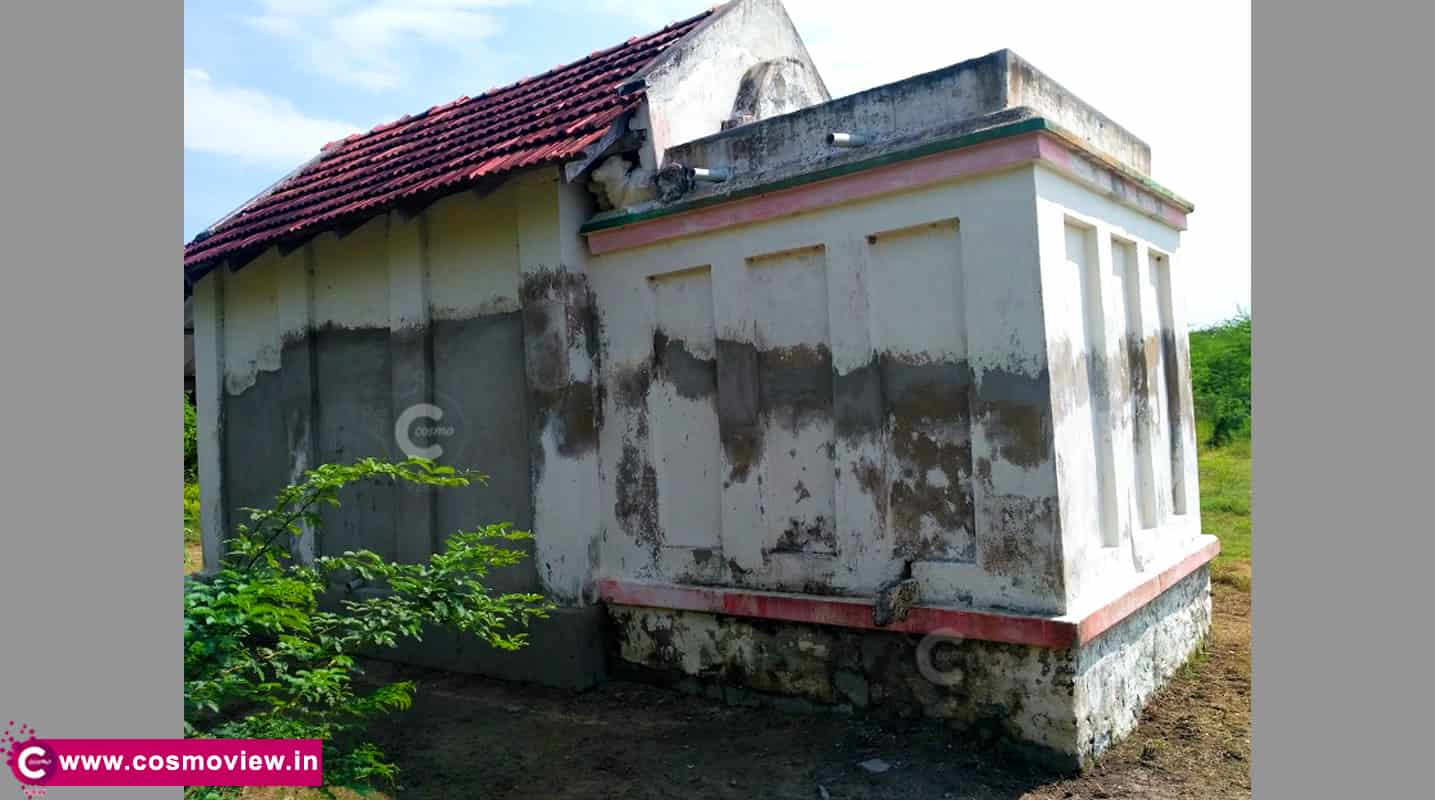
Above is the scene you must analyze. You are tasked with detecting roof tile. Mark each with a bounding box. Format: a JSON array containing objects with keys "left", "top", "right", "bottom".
[{"left": 183, "top": 8, "right": 712, "bottom": 277}]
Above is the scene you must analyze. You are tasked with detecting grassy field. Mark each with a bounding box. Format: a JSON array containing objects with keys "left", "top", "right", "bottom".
[
  {"left": 1199, "top": 428, "right": 1252, "bottom": 596},
  {"left": 183, "top": 481, "right": 202, "bottom": 574},
  {"left": 1202, "top": 444, "right": 1251, "bottom": 556}
]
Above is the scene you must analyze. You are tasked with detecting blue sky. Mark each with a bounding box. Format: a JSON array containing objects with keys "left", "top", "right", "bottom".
[
  {"left": 183, "top": 1, "right": 669, "bottom": 241},
  {"left": 184, "top": 0, "right": 1250, "bottom": 327}
]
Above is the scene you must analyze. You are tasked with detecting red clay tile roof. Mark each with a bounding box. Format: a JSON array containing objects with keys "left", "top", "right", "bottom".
[{"left": 183, "top": 7, "right": 714, "bottom": 280}]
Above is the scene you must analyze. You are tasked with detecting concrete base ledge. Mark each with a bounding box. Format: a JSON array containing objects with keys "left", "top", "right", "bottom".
[
  {"left": 598, "top": 535, "right": 1219, "bottom": 648},
  {"left": 606, "top": 561, "right": 1214, "bottom": 769},
  {"left": 362, "top": 604, "right": 609, "bottom": 690}
]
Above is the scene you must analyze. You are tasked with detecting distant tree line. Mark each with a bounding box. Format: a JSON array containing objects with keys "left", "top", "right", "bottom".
[
  {"left": 1189, "top": 309, "right": 1251, "bottom": 447},
  {"left": 184, "top": 392, "right": 198, "bottom": 480}
]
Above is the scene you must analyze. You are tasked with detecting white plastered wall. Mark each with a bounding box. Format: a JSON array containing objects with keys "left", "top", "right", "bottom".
[
  {"left": 631, "top": 0, "right": 830, "bottom": 170},
  {"left": 194, "top": 169, "right": 609, "bottom": 603},
  {"left": 588, "top": 166, "right": 1068, "bottom": 614},
  {"left": 1033, "top": 163, "right": 1201, "bottom": 613}
]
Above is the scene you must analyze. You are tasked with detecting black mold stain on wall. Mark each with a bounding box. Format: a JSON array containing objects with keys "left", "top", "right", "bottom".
[
  {"left": 833, "top": 360, "right": 884, "bottom": 439},
  {"left": 880, "top": 356, "right": 976, "bottom": 561},
  {"left": 1123, "top": 334, "right": 1154, "bottom": 455},
  {"left": 716, "top": 339, "right": 763, "bottom": 484},
  {"left": 531, "top": 384, "right": 599, "bottom": 458},
  {"left": 964, "top": 364, "right": 1062, "bottom": 603},
  {"left": 313, "top": 325, "right": 399, "bottom": 561},
  {"left": 226, "top": 313, "right": 546, "bottom": 592},
  {"left": 972, "top": 479, "right": 1062, "bottom": 606},
  {"left": 431, "top": 312, "right": 537, "bottom": 594},
  {"left": 652, "top": 329, "right": 717, "bottom": 401},
  {"left": 608, "top": 328, "right": 1067, "bottom": 575},
  {"left": 1159, "top": 328, "right": 1186, "bottom": 485},
  {"left": 834, "top": 353, "right": 983, "bottom": 562},
  {"left": 977, "top": 366, "right": 1055, "bottom": 471},
  {"left": 772, "top": 515, "right": 836, "bottom": 553},
  {"left": 713, "top": 339, "right": 835, "bottom": 485},
  {"left": 522, "top": 270, "right": 603, "bottom": 482},
  {"left": 614, "top": 441, "right": 661, "bottom": 559},
  {"left": 222, "top": 365, "right": 290, "bottom": 555},
  {"left": 757, "top": 343, "right": 833, "bottom": 433}
]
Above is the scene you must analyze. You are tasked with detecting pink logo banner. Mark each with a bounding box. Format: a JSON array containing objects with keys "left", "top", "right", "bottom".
[{"left": 7, "top": 738, "right": 323, "bottom": 788}]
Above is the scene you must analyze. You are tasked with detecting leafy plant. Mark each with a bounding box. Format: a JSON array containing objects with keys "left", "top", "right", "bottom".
[
  {"left": 184, "top": 392, "right": 199, "bottom": 480},
  {"left": 183, "top": 457, "right": 551, "bottom": 796},
  {"left": 183, "top": 482, "right": 201, "bottom": 542},
  {"left": 1189, "top": 309, "right": 1251, "bottom": 447}
]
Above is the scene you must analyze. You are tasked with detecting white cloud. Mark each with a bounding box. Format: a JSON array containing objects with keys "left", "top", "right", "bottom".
[
  {"left": 599, "top": 0, "right": 1251, "bottom": 327},
  {"left": 245, "top": 0, "right": 522, "bottom": 92},
  {"left": 184, "top": 68, "right": 359, "bottom": 165},
  {"left": 586, "top": 0, "right": 678, "bottom": 29},
  {"left": 790, "top": 0, "right": 1250, "bottom": 328}
]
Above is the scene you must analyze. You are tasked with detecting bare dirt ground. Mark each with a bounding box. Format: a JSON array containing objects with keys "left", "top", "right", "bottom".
[
  {"left": 341, "top": 571, "right": 1250, "bottom": 800},
  {"left": 185, "top": 540, "right": 203, "bottom": 574}
]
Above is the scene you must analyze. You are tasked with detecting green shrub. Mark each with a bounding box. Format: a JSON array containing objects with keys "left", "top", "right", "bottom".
[
  {"left": 183, "top": 457, "right": 551, "bottom": 796},
  {"left": 184, "top": 392, "right": 198, "bottom": 480},
  {"left": 1189, "top": 310, "right": 1251, "bottom": 447},
  {"left": 183, "top": 481, "right": 201, "bottom": 545}
]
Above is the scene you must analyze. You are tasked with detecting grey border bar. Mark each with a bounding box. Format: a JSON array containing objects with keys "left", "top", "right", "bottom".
[
  {"left": 0, "top": 2, "right": 182, "bottom": 798},
  {"left": 1256, "top": 0, "right": 1431, "bottom": 795}
]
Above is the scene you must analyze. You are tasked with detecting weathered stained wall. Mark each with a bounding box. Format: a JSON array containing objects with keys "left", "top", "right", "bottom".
[
  {"left": 630, "top": 0, "right": 830, "bottom": 170},
  {"left": 587, "top": 139, "right": 1203, "bottom": 622},
  {"left": 192, "top": 167, "right": 609, "bottom": 686},
  {"left": 1033, "top": 163, "right": 1202, "bottom": 613},
  {"left": 587, "top": 167, "right": 1069, "bottom": 615}
]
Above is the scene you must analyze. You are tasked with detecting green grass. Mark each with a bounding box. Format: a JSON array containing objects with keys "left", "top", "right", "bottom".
[
  {"left": 1197, "top": 433, "right": 1251, "bottom": 592},
  {"left": 1198, "top": 437, "right": 1250, "bottom": 564},
  {"left": 184, "top": 481, "right": 203, "bottom": 574},
  {"left": 183, "top": 481, "right": 201, "bottom": 543}
]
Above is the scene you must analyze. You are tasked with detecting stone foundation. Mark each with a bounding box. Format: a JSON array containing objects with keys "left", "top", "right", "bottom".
[{"left": 608, "top": 564, "right": 1211, "bottom": 770}]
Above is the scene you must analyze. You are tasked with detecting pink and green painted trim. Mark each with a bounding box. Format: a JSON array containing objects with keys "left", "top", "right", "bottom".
[
  {"left": 582, "top": 118, "right": 1193, "bottom": 255},
  {"left": 599, "top": 536, "right": 1219, "bottom": 649}
]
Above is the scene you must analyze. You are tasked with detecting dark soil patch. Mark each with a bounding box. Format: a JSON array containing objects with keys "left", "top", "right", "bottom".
[{"left": 356, "top": 581, "right": 1251, "bottom": 799}]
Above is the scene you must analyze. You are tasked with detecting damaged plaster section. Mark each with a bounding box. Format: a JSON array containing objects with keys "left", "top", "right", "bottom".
[
  {"left": 724, "top": 56, "right": 827, "bottom": 130},
  {"left": 839, "top": 354, "right": 981, "bottom": 563},
  {"left": 523, "top": 267, "right": 602, "bottom": 472},
  {"left": 717, "top": 340, "right": 832, "bottom": 485},
  {"left": 587, "top": 173, "right": 1076, "bottom": 612},
  {"left": 603, "top": 322, "right": 1061, "bottom": 601}
]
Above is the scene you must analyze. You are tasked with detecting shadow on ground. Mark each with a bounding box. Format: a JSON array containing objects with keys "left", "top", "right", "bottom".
[{"left": 347, "top": 580, "right": 1250, "bottom": 800}]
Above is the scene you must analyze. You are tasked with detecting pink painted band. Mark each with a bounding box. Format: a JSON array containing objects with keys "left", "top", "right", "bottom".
[
  {"left": 1074, "top": 536, "right": 1222, "bottom": 644},
  {"left": 586, "top": 131, "right": 1188, "bottom": 256},
  {"left": 599, "top": 536, "right": 1219, "bottom": 649}
]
